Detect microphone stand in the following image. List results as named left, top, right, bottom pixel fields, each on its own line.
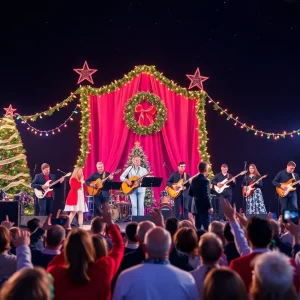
left=242, top=162, right=248, bottom=216
left=57, top=169, right=67, bottom=207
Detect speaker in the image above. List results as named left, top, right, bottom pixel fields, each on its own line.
left=0, top=202, right=20, bottom=226
left=132, top=216, right=153, bottom=222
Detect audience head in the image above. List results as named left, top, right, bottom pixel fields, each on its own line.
left=165, top=217, right=179, bottom=237
left=125, top=222, right=138, bottom=243
left=179, top=220, right=195, bottom=229
left=204, top=267, right=248, bottom=300
left=174, top=227, right=198, bottom=255
left=223, top=222, right=234, bottom=243
left=208, top=221, right=225, bottom=244
left=144, top=227, right=171, bottom=258
left=136, top=221, right=155, bottom=243
left=27, top=218, right=41, bottom=233
left=269, top=219, right=280, bottom=239
left=246, top=217, right=272, bottom=249
left=199, top=233, right=223, bottom=265
left=64, top=228, right=95, bottom=285
left=196, top=229, right=207, bottom=241
left=0, top=267, right=53, bottom=300
left=250, top=251, right=297, bottom=300
left=90, top=217, right=105, bottom=234
left=44, top=225, right=65, bottom=249
left=10, top=227, right=20, bottom=240
left=92, top=235, right=108, bottom=259
left=0, top=225, right=11, bottom=253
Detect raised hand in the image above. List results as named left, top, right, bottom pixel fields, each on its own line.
left=150, top=208, right=164, bottom=227
left=1, top=215, right=14, bottom=229
left=12, top=230, right=30, bottom=248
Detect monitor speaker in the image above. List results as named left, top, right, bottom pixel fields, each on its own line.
left=0, top=201, right=20, bottom=226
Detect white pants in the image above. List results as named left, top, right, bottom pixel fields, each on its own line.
left=130, top=189, right=145, bottom=216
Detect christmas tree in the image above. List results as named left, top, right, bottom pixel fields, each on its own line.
left=124, top=141, right=153, bottom=207
left=0, top=108, right=32, bottom=198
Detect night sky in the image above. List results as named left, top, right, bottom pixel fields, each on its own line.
left=1, top=0, right=300, bottom=214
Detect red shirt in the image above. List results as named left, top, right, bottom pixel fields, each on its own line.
left=47, top=224, right=124, bottom=300
left=44, top=175, right=52, bottom=198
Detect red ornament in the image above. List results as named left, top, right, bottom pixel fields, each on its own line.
left=6, top=136, right=9, bottom=139
left=135, top=104, right=156, bottom=126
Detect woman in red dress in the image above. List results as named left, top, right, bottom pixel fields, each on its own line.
left=64, top=167, right=87, bottom=227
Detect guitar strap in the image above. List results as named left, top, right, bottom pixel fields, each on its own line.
left=184, top=173, right=186, bottom=181
left=292, top=172, right=296, bottom=181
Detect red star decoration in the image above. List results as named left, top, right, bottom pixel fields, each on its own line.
left=186, top=67, right=209, bottom=90
left=74, top=61, right=97, bottom=84
left=4, top=105, right=17, bottom=117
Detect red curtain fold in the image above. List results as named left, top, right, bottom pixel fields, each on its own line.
left=84, top=73, right=200, bottom=200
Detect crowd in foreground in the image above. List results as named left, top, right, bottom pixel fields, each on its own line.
left=0, top=200, right=300, bottom=300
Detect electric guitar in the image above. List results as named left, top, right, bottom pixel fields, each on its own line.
left=165, top=173, right=200, bottom=198
left=242, top=174, right=267, bottom=197
left=276, top=178, right=300, bottom=197
left=34, top=172, right=72, bottom=199
left=86, top=169, right=121, bottom=196
left=214, top=170, right=247, bottom=194
left=121, top=172, right=151, bottom=195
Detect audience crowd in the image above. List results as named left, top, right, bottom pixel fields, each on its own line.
left=0, top=199, right=300, bottom=300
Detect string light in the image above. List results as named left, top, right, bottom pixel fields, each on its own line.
left=20, top=104, right=79, bottom=136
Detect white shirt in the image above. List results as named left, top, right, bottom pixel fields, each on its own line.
left=120, top=166, right=148, bottom=192
left=113, top=263, right=198, bottom=300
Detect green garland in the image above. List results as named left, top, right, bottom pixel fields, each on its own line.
left=124, top=92, right=167, bottom=135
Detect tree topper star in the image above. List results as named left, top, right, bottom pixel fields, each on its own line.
left=4, top=105, right=17, bottom=117
left=74, top=61, right=97, bottom=84
left=186, top=67, right=209, bottom=90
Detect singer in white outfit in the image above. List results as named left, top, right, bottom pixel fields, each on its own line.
left=120, top=156, right=148, bottom=216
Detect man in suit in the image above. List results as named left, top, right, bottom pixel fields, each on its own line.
left=31, top=163, right=64, bottom=216
left=211, top=164, right=236, bottom=220
left=189, top=161, right=213, bottom=230
left=166, top=162, right=191, bottom=220
left=86, top=162, right=114, bottom=217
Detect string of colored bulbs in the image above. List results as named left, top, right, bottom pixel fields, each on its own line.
left=206, top=94, right=299, bottom=139
left=19, top=104, right=80, bottom=136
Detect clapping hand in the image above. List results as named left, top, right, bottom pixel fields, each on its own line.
left=12, top=230, right=30, bottom=248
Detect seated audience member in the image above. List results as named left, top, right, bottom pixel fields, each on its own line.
left=32, top=225, right=65, bottom=268
left=113, top=227, right=198, bottom=300
left=203, top=267, right=248, bottom=300
left=27, top=218, right=44, bottom=250
left=174, top=227, right=200, bottom=269
left=250, top=251, right=297, bottom=300
left=90, top=216, right=112, bottom=251
left=47, top=207, right=124, bottom=300
left=223, top=222, right=239, bottom=264
left=0, top=267, right=53, bottom=300
left=124, top=222, right=138, bottom=254
left=190, top=232, right=223, bottom=298
left=0, top=226, right=33, bottom=279
left=92, top=235, right=108, bottom=259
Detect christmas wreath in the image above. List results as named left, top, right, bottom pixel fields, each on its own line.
left=124, top=92, right=167, bottom=135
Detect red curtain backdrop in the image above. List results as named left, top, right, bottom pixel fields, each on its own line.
left=84, top=73, right=200, bottom=200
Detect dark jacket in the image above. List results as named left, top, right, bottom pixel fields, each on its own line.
left=86, top=172, right=112, bottom=198
left=31, top=173, right=60, bottom=199
left=189, top=174, right=212, bottom=214
left=211, top=173, right=236, bottom=197
left=31, top=250, right=58, bottom=269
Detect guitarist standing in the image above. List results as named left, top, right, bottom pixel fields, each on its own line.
left=211, top=164, right=236, bottom=220
left=120, top=156, right=148, bottom=216
left=31, top=163, right=64, bottom=216
left=166, top=162, right=191, bottom=220
left=272, top=161, right=299, bottom=212
left=86, top=162, right=114, bottom=216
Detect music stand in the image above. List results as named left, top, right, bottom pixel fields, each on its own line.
left=107, top=182, right=122, bottom=192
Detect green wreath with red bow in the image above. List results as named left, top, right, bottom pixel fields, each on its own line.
left=124, top=92, right=167, bottom=135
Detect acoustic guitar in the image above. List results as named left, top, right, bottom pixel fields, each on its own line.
left=214, top=170, right=247, bottom=194
left=165, top=173, right=199, bottom=198
left=121, top=172, right=150, bottom=195
left=242, top=174, right=267, bottom=197
left=276, top=178, right=300, bottom=197
left=87, top=169, right=121, bottom=196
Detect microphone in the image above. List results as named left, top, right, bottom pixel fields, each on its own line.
left=33, top=164, right=37, bottom=176
left=57, top=169, right=66, bottom=175
left=244, top=161, right=247, bottom=170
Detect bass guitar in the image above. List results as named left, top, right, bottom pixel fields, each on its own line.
left=86, top=169, right=121, bottom=196
left=165, top=173, right=200, bottom=198
left=276, top=178, right=300, bottom=197
left=34, top=172, right=72, bottom=199
left=214, top=170, right=247, bottom=194
left=121, top=172, right=150, bottom=195
left=242, top=174, right=267, bottom=197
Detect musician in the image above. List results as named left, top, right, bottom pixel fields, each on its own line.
left=272, top=161, right=299, bottom=212
left=31, top=163, right=64, bottom=216
left=166, top=162, right=191, bottom=220
left=189, top=161, right=213, bottom=230
left=64, top=167, right=88, bottom=228
left=86, top=162, right=113, bottom=216
left=211, top=164, right=236, bottom=220
left=120, top=156, right=147, bottom=216
left=241, top=164, right=267, bottom=215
